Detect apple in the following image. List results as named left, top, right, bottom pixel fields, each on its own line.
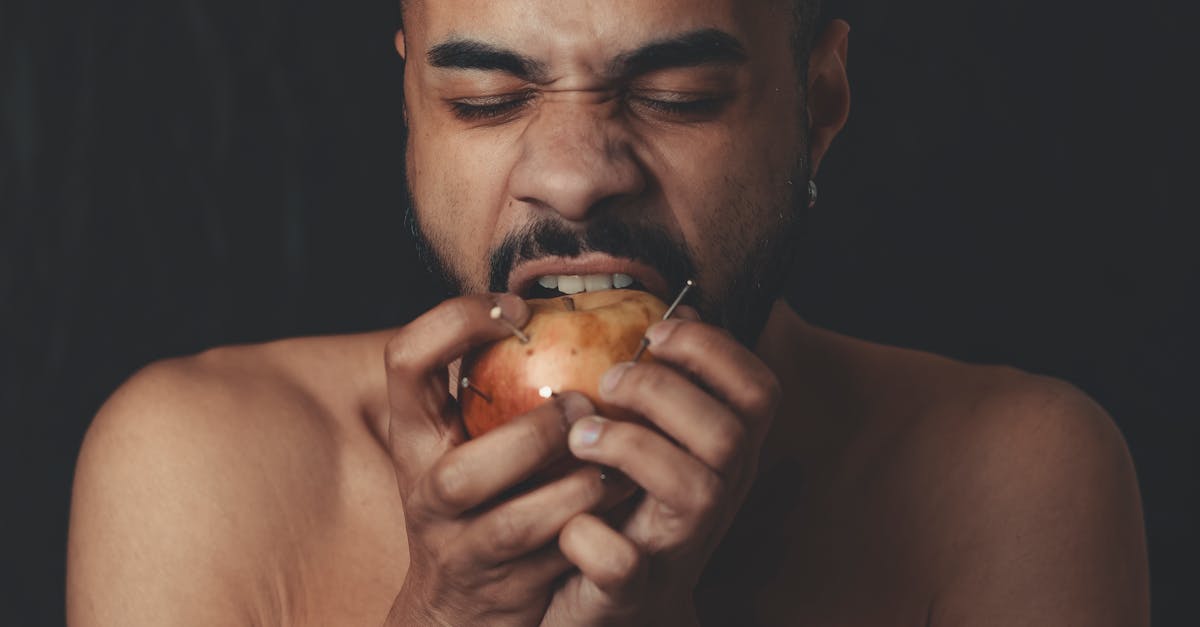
left=459, top=289, right=669, bottom=438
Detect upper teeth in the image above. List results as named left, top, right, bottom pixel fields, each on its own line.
left=537, top=273, right=635, bottom=294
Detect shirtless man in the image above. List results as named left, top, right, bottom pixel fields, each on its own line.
left=66, top=0, right=1150, bottom=625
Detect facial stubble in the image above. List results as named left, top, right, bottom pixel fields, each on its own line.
left=403, top=154, right=807, bottom=349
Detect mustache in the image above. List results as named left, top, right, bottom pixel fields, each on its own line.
left=488, top=215, right=696, bottom=294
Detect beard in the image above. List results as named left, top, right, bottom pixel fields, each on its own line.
left=403, top=165, right=809, bottom=349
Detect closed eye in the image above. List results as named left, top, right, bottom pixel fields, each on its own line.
left=628, top=93, right=728, bottom=118
left=449, top=93, right=534, bottom=121
left=447, top=91, right=728, bottom=122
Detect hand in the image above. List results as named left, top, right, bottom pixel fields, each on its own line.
left=541, top=313, right=781, bottom=626
left=382, top=294, right=634, bottom=626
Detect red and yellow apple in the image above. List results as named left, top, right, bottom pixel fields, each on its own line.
left=459, top=289, right=668, bottom=438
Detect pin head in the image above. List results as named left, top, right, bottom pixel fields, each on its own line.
left=490, top=304, right=531, bottom=343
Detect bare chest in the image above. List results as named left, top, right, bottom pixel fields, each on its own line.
left=257, top=443, right=936, bottom=626
left=695, top=459, right=937, bottom=626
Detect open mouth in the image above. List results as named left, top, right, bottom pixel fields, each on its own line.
left=508, top=255, right=670, bottom=301
left=523, top=273, right=650, bottom=299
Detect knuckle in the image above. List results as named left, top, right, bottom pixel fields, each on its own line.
left=383, top=335, right=412, bottom=375
left=689, top=472, right=723, bottom=516
left=743, top=374, right=782, bottom=417
left=439, top=299, right=475, bottom=333
left=439, top=544, right=477, bottom=580
left=597, top=542, right=643, bottom=588
left=515, top=411, right=562, bottom=460
left=625, top=363, right=670, bottom=393
left=567, top=468, right=608, bottom=508
left=709, top=418, right=748, bottom=467
left=667, top=480, right=719, bottom=525
left=604, top=421, right=645, bottom=456
left=674, top=320, right=721, bottom=354
left=427, top=457, right=470, bottom=510
left=402, top=493, right=435, bottom=529
left=486, top=510, right=533, bottom=557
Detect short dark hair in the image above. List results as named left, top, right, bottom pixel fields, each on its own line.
left=792, top=0, right=824, bottom=74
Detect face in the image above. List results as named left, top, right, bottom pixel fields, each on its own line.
left=399, top=0, right=832, bottom=346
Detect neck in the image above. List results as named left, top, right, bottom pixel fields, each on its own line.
left=752, top=298, right=815, bottom=473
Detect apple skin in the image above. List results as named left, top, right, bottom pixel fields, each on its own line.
left=459, top=289, right=669, bottom=438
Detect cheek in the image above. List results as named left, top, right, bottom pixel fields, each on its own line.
left=407, top=111, right=522, bottom=291
left=649, top=118, right=798, bottom=296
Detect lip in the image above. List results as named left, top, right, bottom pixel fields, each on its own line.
left=507, top=253, right=673, bottom=301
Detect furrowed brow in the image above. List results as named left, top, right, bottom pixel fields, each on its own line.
left=426, top=39, right=549, bottom=82
left=609, top=28, right=748, bottom=79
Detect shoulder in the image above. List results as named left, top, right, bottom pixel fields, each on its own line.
left=67, top=338, right=367, bottom=624
left=802, top=326, right=1137, bottom=483
left=926, top=369, right=1147, bottom=624
left=852, top=343, right=1150, bottom=625
left=75, top=340, right=349, bottom=488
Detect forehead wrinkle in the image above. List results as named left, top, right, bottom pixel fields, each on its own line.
left=415, top=4, right=758, bottom=86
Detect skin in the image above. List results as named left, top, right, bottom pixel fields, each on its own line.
left=66, top=0, right=1149, bottom=625
left=400, top=0, right=826, bottom=345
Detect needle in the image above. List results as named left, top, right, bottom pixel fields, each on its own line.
left=460, top=377, right=493, bottom=404
left=490, top=305, right=531, bottom=344
left=632, top=279, right=695, bottom=362
left=661, top=279, right=695, bottom=321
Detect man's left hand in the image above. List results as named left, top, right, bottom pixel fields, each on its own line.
left=541, top=313, right=781, bottom=626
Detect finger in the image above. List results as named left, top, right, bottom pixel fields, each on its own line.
left=567, top=416, right=720, bottom=525
left=385, top=293, right=529, bottom=485
left=412, top=392, right=593, bottom=519
left=671, top=304, right=701, bottom=321
left=386, top=293, right=529, bottom=409
left=462, top=464, right=635, bottom=564
left=558, top=513, right=647, bottom=600
left=502, top=543, right=574, bottom=593
left=642, top=319, right=781, bottom=427
left=463, top=543, right=573, bottom=613
left=598, top=361, right=747, bottom=471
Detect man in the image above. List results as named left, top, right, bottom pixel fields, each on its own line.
left=67, top=0, right=1149, bottom=624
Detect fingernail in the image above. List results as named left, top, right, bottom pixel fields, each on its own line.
left=557, top=391, right=595, bottom=428
left=571, top=416, right=607, bottom=448
left=494, top=293, right=529, bottom=325
left=600, top=362, right=633, bottom=396
left=674, top=305, right=702, bottom=321
left=644, top=319, right=683, bottom=346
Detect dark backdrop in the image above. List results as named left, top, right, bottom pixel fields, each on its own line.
left=3, top=0, right=1196, bottom=625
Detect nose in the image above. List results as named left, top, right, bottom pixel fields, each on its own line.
left=507, top=102, right=646, bottom=222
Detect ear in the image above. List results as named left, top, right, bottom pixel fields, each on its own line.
left=394, top=29, right=407, bottom=60
left=806, top=19, right=851, bottom=177
left=395, top=30, right=409, bottom=126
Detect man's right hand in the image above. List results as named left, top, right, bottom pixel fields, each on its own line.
left=381, top=294, right=628, bottom=626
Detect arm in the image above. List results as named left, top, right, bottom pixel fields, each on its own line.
left=932, top=378, right=1149, bottom=626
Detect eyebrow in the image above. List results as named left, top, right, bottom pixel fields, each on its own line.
left=608, top=28, right=748, bottom=78
left=425, top=28, right=747, bottom=83
left=427, top=40, right=550, bottom=82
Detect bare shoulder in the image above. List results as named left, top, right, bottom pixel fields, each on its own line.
left=917, top=365, right=1149, bottom=625
left=67, top=334, right=393, bottom=625
left=815, top=330, right=1150, bottom=625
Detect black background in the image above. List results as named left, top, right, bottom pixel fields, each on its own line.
left=3, top=0, right=1196, bottom=624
